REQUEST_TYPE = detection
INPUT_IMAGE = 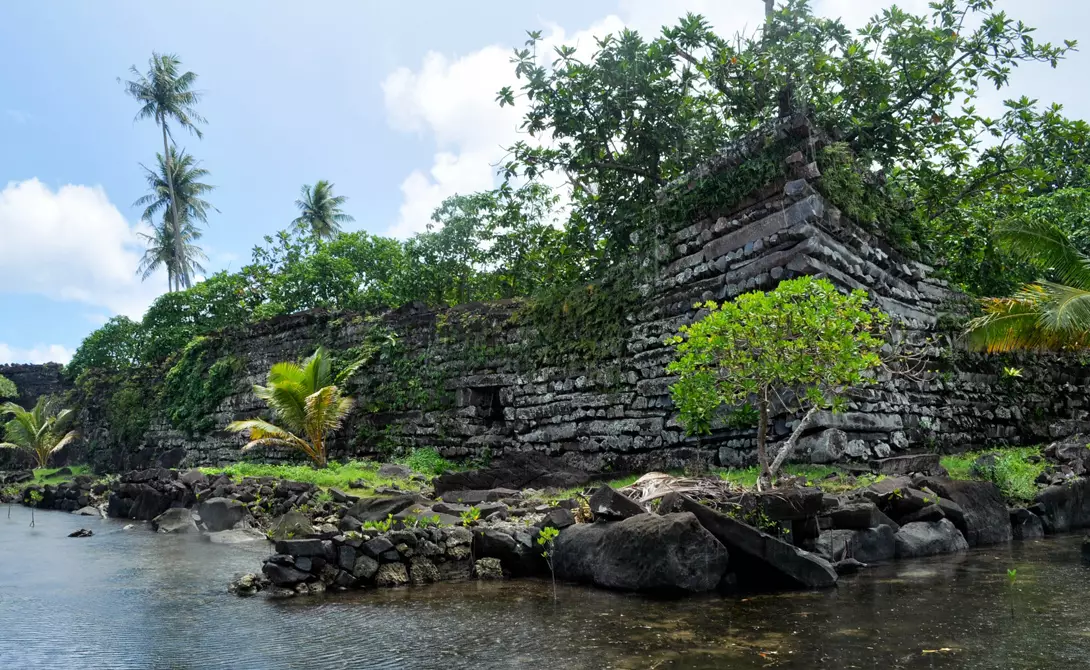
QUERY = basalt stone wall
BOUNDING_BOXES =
[72,118,1090,473]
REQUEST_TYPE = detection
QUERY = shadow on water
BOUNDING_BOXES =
[2,507,1089,669]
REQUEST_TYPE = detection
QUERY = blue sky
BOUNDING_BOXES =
[2,0,1088,363]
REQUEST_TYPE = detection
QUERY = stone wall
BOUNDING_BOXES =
[0,362,69,468]
[69,117,1090,473]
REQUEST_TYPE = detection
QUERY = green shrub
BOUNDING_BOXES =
[940,447,1045,502]
[400,447,454,476]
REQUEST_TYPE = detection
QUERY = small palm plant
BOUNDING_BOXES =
[0,397,79,469]
[227,346,367,468]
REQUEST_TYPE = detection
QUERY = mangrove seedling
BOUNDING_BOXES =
[461,506,481,527]
[538,526,560,602]
[28,489,42,527]
[1007,568,1018,620]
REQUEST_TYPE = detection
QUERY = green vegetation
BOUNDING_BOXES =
[460,506,480,527]
[716,465,885,494]
[162,337,242,436]
[0,374,16,399]
[227,346,369,468]
[121,52,208,292]
[538,525,560,601]
[399,447,454,477]
[940,447,1047,502]
[0,398,80,469]
[293,180,354,241]
[60,4,1090,456]
[668,277,888,488]
[200,460,424,495]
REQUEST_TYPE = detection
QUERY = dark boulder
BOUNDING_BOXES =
[346,496,421,523]
[68,528,93,538]
[262,561,311,586]
[156,447,187,469]
[588,486,645,520]
[472,526,543,576]
[378,463,414,478]
[198,497,248,532]
[1010,508,1044,541]
[541,507,575,530]
[894,519,969,558]
[870,454,945,477]
[1033,478,1090,533]
[106,493,132,519]
[268,510,317,541]
[152,507,198,534]
[438,489,519,505]
[898,504,946,525]
[432,452,589,495]
[128,489,170,521]
[917,478,1012,546]
[748,487,823,522]
[827,501,898,531]
[661,493,837,589]
[275,538,333,559]
[552,513,729,593]
[811,526,895,564]
[361,536,395,560]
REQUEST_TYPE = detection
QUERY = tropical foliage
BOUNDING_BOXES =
[668,277,888,488]
[968,215,1090,351]
[0,397,79,469]
[121,52,208,291]
[293,180,355,240]
[0,375,16,399]
[226,347,369,468]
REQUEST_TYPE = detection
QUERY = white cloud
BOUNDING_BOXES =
[0,178,164,319]
[0,342,73,365]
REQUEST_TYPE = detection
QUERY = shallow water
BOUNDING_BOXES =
[1,508,1088,669]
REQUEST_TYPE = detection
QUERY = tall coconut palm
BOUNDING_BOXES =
[967,218,1090,351]
[292,180,354,240]
[226,347,368,468]
[133,148,215,290]
[0,397,79,469]
[121,53,206,289]
[137,216,208,292]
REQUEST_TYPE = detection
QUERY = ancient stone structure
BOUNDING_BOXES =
[27,116,1090,473]
[0,362,66,410]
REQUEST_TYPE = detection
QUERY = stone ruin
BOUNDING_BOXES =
[15,115,1090,473]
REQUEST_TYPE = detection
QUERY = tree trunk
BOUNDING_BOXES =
[161,122,185,291]
[757,392,770,491]
[768,404,821,480]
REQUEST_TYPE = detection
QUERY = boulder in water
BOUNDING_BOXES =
[197,497,248,532]
[553,512,729,593]
[153,507,198,534]
[894,519,969,558]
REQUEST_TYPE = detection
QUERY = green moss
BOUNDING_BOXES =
[940,447,1046,502]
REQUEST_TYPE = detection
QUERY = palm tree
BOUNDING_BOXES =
[134,148,215,290]
[121,53,206,289]
[226,347,367,468]
[292,180,354,240]
[0,397,79,469]
[137,215,208,292]
[967,218,1090,351]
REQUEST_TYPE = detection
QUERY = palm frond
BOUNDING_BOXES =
[996,219,1090,290]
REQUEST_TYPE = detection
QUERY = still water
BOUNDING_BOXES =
[1,507,1088,669]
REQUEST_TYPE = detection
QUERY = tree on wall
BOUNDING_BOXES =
[0,374,16,399]
[668,277,888,489]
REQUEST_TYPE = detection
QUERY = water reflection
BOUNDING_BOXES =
[1,507,1088,669]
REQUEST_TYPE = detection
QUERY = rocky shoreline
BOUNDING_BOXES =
[4,442,1090,600]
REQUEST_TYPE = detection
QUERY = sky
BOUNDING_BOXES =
[2,0,1089,364]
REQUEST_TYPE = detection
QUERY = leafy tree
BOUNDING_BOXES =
[968,213,1090,351]
[139,272,256,363]
[293,180,354,240]
[121,53,207,289]
[0,375,15,399]
[134,147,216,291]
[226,346,368,468]
[497,2,1074,277]
[0,397,79,469]
[66,316,144,380]
[667,277,888,489]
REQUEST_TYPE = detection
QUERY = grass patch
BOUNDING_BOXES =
[397,448,455,477]
[940,447,1045,503]
[715,465,884,493]
[33,465,92,484]
[537,472,648,502]
[200,460,421,495]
